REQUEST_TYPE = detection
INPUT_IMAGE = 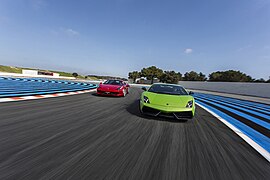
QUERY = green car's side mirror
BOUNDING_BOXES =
[142,87,147,91]
[189,91,194,95]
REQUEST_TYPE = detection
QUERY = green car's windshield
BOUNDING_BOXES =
[148,84,188,95]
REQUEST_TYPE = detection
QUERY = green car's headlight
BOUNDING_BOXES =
[186,100,193,108]
[143,96,150,103]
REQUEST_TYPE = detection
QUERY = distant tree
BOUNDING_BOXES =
[72,72,78,78]
[254,78,266,83]
[85,76,88,79]
[160,71,182,84]
[266,76,270,83]
[198,72,207,81]
[208,70,253,82]
[128,71,141,83]
[141,66,163,84]
[208,72,222,81]
[183,71,207,81]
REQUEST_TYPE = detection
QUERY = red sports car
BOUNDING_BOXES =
[97,80,130,97]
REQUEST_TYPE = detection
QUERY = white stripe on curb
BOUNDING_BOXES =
[0,89,97,103]
[196,102,270,162]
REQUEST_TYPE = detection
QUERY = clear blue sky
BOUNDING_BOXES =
[0,0,269,79]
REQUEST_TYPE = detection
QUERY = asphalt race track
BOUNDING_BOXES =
[0,87,269,180]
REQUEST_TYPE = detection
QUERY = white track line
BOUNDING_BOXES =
[0,89,97,103]
[196,102,270,162]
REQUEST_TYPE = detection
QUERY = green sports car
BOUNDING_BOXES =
[140,83,195,120]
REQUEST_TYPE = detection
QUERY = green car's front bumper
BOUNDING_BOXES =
[140,100,195,120]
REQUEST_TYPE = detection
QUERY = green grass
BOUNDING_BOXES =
[0,65,22,73]
[87,76,99,80]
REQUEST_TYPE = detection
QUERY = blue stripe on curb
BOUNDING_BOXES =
[0,77,97,98]
[194,95,270,120]
[0,88,92,97]
[197,93,270,110]
[195,94,270,115]
[195,96,270,129]
[196,100,270,153]
[195,92,270,154]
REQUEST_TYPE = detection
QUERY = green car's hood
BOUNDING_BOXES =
[143,91,194,108]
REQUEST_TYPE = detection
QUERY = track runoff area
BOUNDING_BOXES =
[0,79,269,179]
